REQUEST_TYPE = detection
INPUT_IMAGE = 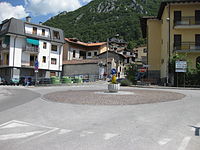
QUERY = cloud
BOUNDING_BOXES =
[25,0,82,16]
[82,0,92,3]
[0,2,28,23]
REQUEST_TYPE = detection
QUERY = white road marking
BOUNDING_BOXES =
[1,122,29,129]
[158,138,171,145]
[0,131,44,140]
[80,131,94,137]
[58,129,72,135]
[178,136,191,150]
[104,133,118,140]
[0,120,14,128]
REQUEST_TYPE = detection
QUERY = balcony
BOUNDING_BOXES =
[174,16,200,29]
[21,61,35,68]
[22,45,39,53]
[174,42,200,52]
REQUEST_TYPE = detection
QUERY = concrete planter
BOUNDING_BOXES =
[108,83,120,93]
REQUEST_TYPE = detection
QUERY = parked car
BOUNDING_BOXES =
[39,78,51,84]
[8,78,20,85]
[0,77,7,85]
[19,76,35,86]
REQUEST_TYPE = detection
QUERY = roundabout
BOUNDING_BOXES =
[43,89,185,105]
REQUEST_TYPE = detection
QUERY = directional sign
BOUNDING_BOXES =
[175,61,187,73]
[111,68,117,75]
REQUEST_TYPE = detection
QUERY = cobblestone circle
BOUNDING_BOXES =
[43,89,185,105]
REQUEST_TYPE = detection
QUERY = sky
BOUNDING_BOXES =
[0,0,92,23]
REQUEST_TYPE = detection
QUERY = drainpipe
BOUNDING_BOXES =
[11,35,17,79]
[168,4,171,85]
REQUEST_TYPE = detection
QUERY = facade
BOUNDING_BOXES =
[63,38,107,61]
[98,51,126,77]
[62,58,115,81]
[0,17,64,81]
[141,0,200,85]
[133,46,147,67]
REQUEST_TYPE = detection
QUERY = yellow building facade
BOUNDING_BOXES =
[141,0,200,85]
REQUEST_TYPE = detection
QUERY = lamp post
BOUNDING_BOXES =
[106,38,109,79]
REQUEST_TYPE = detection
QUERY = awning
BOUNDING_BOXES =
[26,38,39,46]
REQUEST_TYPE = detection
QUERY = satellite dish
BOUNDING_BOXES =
[2,44,7,48]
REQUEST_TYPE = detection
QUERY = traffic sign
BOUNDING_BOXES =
[111,68,117,75]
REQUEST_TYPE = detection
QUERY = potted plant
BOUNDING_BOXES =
[108,75,120,93]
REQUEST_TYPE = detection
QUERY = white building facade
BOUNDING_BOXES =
[0,18,64,81]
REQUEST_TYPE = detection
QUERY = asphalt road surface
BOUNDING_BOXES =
[0,84,199,150]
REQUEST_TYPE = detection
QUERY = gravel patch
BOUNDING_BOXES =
[43,89,185,105]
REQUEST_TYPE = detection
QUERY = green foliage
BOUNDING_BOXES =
[120,79,131,86]
[44,0,162,43]
[125,64,138,85]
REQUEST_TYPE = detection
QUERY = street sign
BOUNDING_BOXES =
[111,68,117,75]
[175,61,187,72]
[34,60,39,71]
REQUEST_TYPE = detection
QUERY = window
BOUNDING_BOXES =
[94,52,98,56]
[88,52,91,56]
[73,50,76,58]
[32,27,37,35]
[174,34,182,50]
[42,56,46,63]
[127,58,129,63]
[174,11,181,25]
[51,58,57,65]
[42,29,45,36]
[123,52,126,55]
[132,57,135,61]
[53,31,60,39]
[43,42,47,49]
[51,45,57,52]
[130,52,133,55]
[143,48,147,53]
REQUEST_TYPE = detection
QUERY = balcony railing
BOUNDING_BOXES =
[22,45,39,53]
[174,42,200,52]
[21,61,35,67]
[25,30,50,38]
[174,16,200,26]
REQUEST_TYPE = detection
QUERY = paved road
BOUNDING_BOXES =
[0,84,199,150]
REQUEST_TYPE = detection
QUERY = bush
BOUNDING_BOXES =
[120,79,131,86]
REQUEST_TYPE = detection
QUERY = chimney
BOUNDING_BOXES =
[26,16,31,23]
[39,22,43,25]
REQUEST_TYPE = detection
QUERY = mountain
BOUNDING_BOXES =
[44,0,162,47]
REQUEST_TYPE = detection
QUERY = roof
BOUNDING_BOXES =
[0,18,65,43]
[65,38,107,47]
[63,58,113,65]
[158,0,200,19]
[98,50,127,58]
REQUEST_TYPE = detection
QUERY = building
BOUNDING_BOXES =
[62,58,115,81]
[63,38,107,61]
[133,46,147,67]
[141,0,200,85]
[98,51,126,78]
[0,17,64,81]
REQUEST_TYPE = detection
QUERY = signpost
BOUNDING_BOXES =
[175,61,187,87]
[34,60,39,85]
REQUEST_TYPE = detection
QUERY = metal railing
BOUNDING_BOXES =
[174,16,200,26]
[25,30,50,38]
[174,42,200,51]
[22,45,39,53]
